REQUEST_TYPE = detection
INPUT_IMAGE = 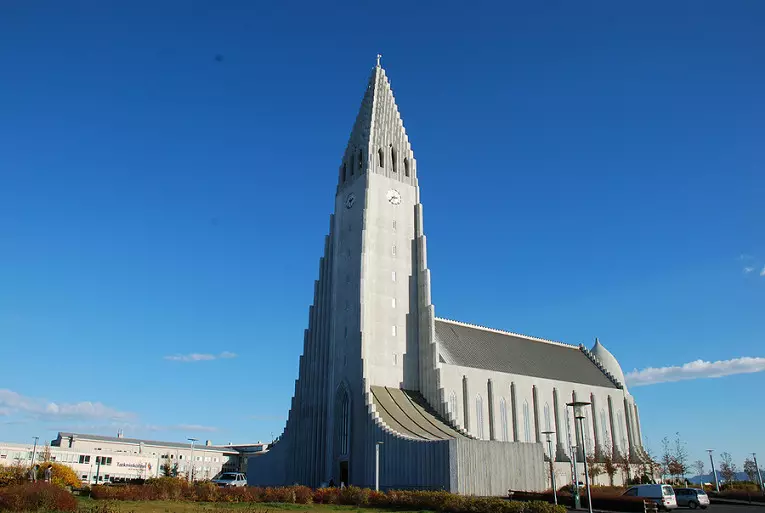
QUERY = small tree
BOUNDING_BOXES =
[661,436,675,481]
[744,458,758,483]
[693,460,705,488]
[161,461,173,477]
[602,440,617,486]
[616,451,631,484]
[672,433,689,482]
[719,452,737,485]
[40,444,52,463]
[587,454,604,484]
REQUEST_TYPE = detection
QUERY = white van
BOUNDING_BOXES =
[623,484,678,511]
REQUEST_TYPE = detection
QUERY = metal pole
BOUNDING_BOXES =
[707,450,719,493]
[548,437,558,504]
[572,445,580,509]
[375,442,381,491]
[753,453,763,493]
[95,459,101,484]
[30,436,39,470]
[188,438,198,482]
[578,417,593,513]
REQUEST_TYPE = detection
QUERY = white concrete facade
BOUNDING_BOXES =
[247,61,646,494]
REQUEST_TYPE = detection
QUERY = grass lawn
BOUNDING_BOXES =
[77,498,430,513]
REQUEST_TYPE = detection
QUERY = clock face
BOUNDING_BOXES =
[345,193,356,209]
[386,189,401,205]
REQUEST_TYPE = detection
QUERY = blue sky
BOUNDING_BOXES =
[1,1,763,472]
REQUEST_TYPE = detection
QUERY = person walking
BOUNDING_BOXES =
[44,465,53,483]
[28,465,38,483]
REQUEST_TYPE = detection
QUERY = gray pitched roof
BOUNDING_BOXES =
[435,319,619,389]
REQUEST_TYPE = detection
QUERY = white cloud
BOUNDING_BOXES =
[761,265,765,277]
[164,351,237,362]
[0,389,134,421]
[743,266,755,274]
[144,423,219,433]
[626,356,765,387]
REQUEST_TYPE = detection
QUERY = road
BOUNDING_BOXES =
[708,505,765,513]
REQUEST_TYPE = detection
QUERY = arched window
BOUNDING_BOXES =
[449,391,458,420]
[499,397,509,442]
[336,387,351,455]
[544,403,551,432]
[404,158,410,177]
[378,148,384,168]
[391,146,398,173]
[523,400,531,442]
[476,395,484,439]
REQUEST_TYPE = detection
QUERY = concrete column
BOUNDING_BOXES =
[462,376,470,431]
[623,397,636,462]
[510,382,519,442]
[487,380,496,441]
[553,388,569,461]
[607,396,618,460]
[633,404,643,448]
[590,393,602,461]
[572,391,583,462]
[532,385,541,443]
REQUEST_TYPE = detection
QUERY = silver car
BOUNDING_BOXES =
[211,472,247,487]
[674,488,710,509]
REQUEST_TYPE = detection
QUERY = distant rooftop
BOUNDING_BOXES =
[53,432,238,452]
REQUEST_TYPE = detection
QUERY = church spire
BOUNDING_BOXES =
[337,58,417,190]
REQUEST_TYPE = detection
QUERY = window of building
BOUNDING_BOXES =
[449,390,458,419]
[392,245,396,256]
[357,149,362,172]
[544,403,552,432]
[393,353,398,365]
[523,401,531,442]
[78,455,90,464]
[476,395,484,439]
[337,387,351,455]
[404,158,410,177]
[391,147,398,172]
[391,271,396,281]
[500,397,509,442]
[391,298,396,308]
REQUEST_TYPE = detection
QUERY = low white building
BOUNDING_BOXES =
[0,432,267,485]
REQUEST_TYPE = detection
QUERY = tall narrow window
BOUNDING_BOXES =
[378,148,384,168]
[391,146,398,172]
[449,391,458,420]
[476,395,485,439]
[523,401,531,442]
[601,409,610,450]
[336,387,351,455]
[617,411,626,449]
[544,403,552,432]
[349,153,355,176]
[404,158,410,177]
[499,397,509,442]
[392,245,396,256]
[357,149,363,172]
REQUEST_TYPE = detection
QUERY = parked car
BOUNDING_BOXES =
[623,484,678,511]
[211,472,247,487]
[674,488,710,509]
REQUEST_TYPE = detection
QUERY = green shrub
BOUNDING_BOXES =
[0,465,26,487]
[0,482,78,512]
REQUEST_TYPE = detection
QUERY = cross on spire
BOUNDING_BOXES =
[376,53,382,67]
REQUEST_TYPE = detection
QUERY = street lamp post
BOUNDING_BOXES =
[541,431,557,505]
[188,438,199,482]
[375,442,383,491]
[707,450,719,493]
[753,453,763,494]
[30,436,39,470]
[568,401,593,513]
[571,444,580,510]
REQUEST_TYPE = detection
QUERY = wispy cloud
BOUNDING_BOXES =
[761,265,765,277]
[744,266,755,274]
[164,351,237,362]
[0,389,134,421]
[626,357,765,387]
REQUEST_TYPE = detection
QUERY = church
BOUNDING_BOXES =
[247,59,647,495]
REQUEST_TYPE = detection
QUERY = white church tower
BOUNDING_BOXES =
[248,59,645,494]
